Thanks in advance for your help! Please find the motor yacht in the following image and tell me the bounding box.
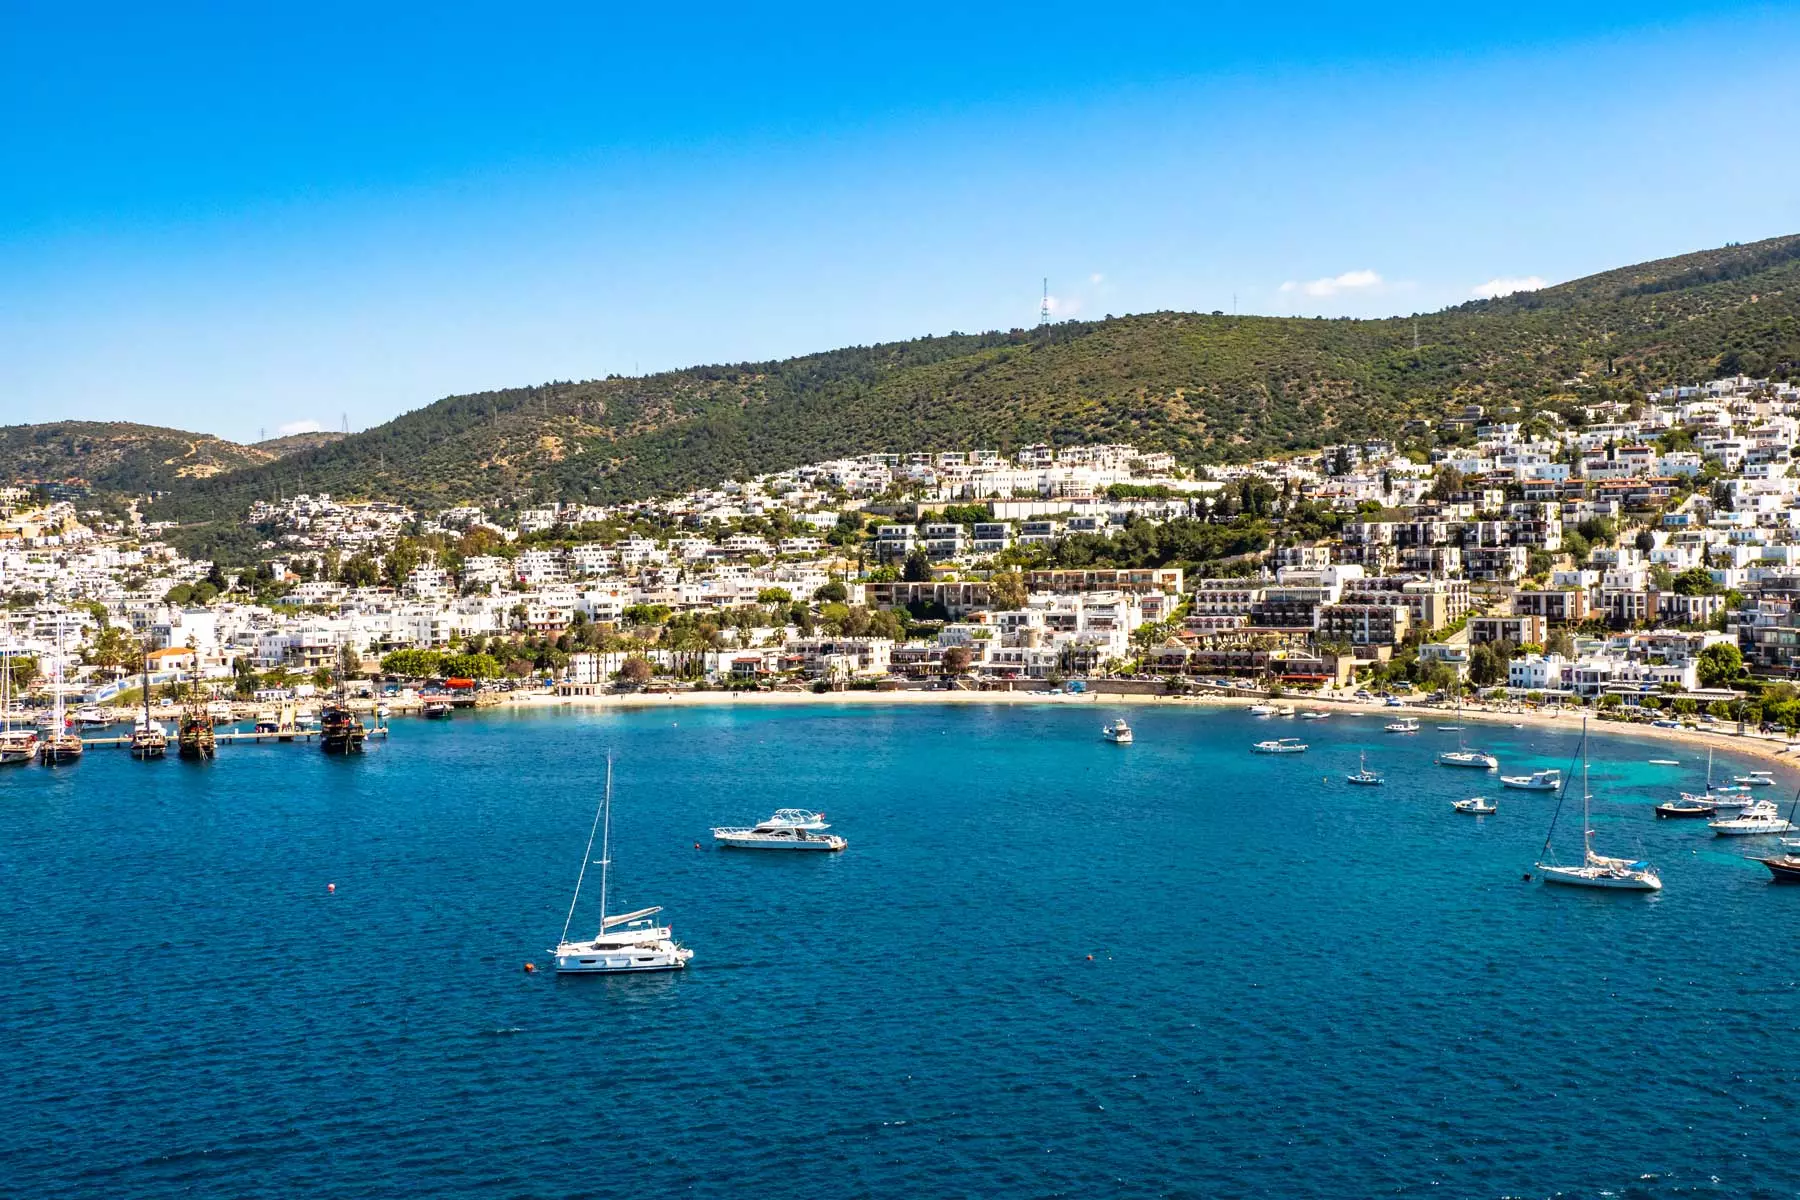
[71,704,110,728]
[1535,718,1661,892]
[1453,797,1497,815]
[1251,737,1307,754]
[1346,752,1382,786]
[1501,769,1561,791]
[1101,718,1133,744]
[552,758,693,975]
[1708,799,1797,837]
[713,809,846,850]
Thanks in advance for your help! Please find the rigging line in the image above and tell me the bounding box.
[1539,722,1589,860]
[559,757,610,945]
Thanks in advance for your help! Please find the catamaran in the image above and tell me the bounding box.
[1534,719,1661,891]
[552,758,694,974]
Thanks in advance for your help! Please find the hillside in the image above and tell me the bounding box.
[254,430,347,457]
[0,422,276,492]
[133,232,1800,546]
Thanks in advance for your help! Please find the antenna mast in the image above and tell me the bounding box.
[1039,278,1050,326]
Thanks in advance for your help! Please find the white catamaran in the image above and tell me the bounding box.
[551,758,694,974]
[1534,719,1661,892]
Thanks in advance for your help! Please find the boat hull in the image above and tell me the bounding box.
[715,836,845,851]
[1536,864,1661,891]
[1760,857,1800,882]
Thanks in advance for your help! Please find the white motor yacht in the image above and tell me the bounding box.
[1252,737,1307,754]
[712,823,848,851]
[1501,769,1561,791]
[1453,797,1497,814]
[1534,719,1660,892]
[552,759,694,974]
[1101,718,1134,744]
[1709,799,1798,837]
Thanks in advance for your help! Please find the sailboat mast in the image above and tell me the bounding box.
[1582,724,1593,861]
[598,756,613,929]
[558,757,610,946]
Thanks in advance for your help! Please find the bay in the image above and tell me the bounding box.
[4,703,1799,1198]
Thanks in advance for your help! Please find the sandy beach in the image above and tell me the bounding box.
[510,686,1800,773]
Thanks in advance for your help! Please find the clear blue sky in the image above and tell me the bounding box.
[3,2,1797,442]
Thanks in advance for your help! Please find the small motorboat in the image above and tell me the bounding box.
[1436,725,1463,731]
[1101,718,1133,744]
[423,699,452,719]
[1453,797,1497,814]
[1759,855,1800,882]
[1501,769,1561,791]
[1735,772,1776,787]
[1247,703,1279,717]
[1298,710,1329,721]
[1384,718,1419,733]
[1346,752,1382,786]
[1655,796,1717,819]
[1647,759,1680,766]
[1252,737,1308,754]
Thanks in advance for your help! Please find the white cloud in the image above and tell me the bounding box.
[1471,275,1547,299]
[1043,294,1081,317]
[1279,269,1382,298]
[1089,273,1105,284]
[276,419,325,436]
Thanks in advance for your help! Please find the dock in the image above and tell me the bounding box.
[78,725,392,749]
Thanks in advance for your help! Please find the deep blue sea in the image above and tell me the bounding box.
[5,703,1800,1198]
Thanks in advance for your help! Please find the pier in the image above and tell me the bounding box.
[77,724,392,749]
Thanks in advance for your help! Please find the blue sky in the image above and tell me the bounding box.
[4,2,1798,442]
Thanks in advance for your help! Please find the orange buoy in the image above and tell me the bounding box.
[524,962,536,973]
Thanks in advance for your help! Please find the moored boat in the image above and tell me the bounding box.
[1384,718,1419,733]
[1346,752,1382,786]
[1655,796,1716,819]
[1252,737,1307,754]
[712,820,847,851]
[1439,749,1499,770]
[1534,718,1660,892]
[1759,854,1800,882]
[1501,769,1561,791]
[1453,797,1497,815]
[552,758,693,974]
[1708,797,1798,837]
[1101,718,1133,744]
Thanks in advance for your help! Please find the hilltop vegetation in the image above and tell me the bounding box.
[0,422,273,491]
[43,233,1800,547]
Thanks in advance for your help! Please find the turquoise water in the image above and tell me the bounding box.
[4,704,1800,1198]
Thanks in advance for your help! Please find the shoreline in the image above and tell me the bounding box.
[506,687,1800,773]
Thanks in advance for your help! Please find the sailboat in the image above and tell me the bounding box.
[0,639,38,765]
[176,678,215,759]
[129,653,167,759]
[1346,752,1383,786]
[1437,689,1497,769]
[41,616,83,765]
[1534,718,1661,891]
[552,757,694,974]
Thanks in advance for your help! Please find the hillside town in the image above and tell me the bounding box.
[6,374,1800,726]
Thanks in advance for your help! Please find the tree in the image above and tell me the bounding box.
[1545,629,1575,658]
[756,587,792,605]
[942,646,973,675]
[902,548,933,582]
[813,580,848,604]
[989,569,1027,610]
[618,655,654,686]
[1467,644,1503,687]
[1696,643,1742,689]
[1634,530,1655,554]
[1672,697,1698,716]
[1670,567,1719,596]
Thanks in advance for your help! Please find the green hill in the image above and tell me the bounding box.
[0,422,277,492]
[134,232,1800,547]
